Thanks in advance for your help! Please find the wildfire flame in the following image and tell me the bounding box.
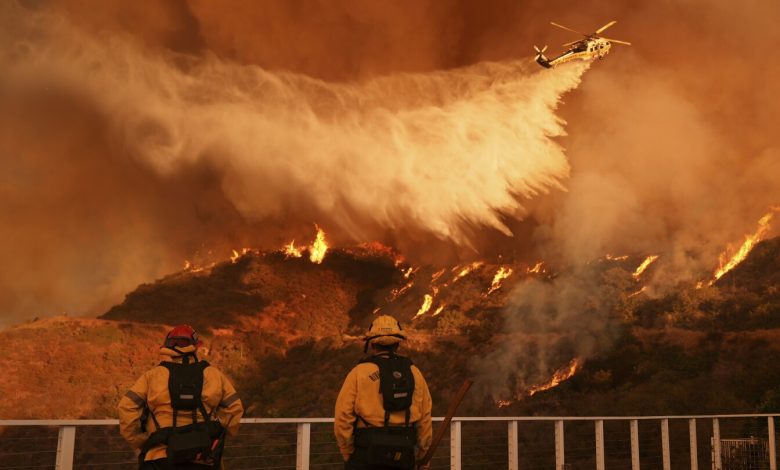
[433,304,446,316]
[605,254,629,261]
[403,267,416,279]
[283,240,303,258]
[415,294,433,317]
[389,281,414,301]
[710,210,777,283]
[632,255,659,280]
[181,259,209,273]
[452,262,484,283]
[527,358,582,396]
[497,400,513,409]
[526,262,545,274]
[230,248,251,263]
[487,267,513,295]
[309,226,329,264]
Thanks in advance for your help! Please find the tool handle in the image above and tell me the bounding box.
[416,379,473,467]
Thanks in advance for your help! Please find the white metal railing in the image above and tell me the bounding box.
[1,414,778,470]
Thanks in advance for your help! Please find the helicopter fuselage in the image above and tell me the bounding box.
[536,37,613,68]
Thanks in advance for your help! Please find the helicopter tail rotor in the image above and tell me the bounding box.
[533,45,550,67]
[534,44,548,61]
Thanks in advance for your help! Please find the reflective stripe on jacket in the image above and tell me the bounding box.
[118,348,244,462]
[334,353,433,461]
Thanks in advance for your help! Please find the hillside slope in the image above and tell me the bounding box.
[0,238,778,419]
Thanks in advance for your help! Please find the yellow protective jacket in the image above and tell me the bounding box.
[118,348,244,462]
[334,352,433,461]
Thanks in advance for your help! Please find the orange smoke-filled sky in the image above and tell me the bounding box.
[0,0,779,323]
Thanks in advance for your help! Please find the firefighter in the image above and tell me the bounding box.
[334,315,433,470]
[118,325,244,469]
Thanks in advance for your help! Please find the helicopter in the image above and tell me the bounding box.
[534,20,631,68]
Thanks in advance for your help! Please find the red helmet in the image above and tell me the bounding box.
[163,325,202,349]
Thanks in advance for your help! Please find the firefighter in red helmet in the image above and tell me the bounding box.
[118,325,244,469]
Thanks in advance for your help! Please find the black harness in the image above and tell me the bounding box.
[353,352,417,468]
[140,358,225,468]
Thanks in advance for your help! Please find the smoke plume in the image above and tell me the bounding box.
[0,1,588,323]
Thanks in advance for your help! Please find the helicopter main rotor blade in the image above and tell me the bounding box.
[602,37,632,45]
[562,40,580,47]
[595,20,617,34]
[550,21,586,36]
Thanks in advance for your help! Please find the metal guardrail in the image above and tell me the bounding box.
[0,414,778,470]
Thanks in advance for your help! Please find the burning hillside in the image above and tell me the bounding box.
[1,234,780,418]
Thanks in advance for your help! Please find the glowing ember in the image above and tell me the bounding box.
[431,269,446,283]
[283,240,303,258]
[497,400,513,409]
[403,267,416,279]
[526,262,545,274]
[487,267,513,295]
[606,254,629,261]
[309,226,329,264]
[183,260,192,270]
[452,262,484,283]
[433,304,446,316]
[415,294,434,317]
[628,286,647,298]
[527,358,581,396]
[711,210,776,283]
[632,255,659,280]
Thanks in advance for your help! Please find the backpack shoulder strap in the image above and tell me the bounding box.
[363,353,415,426]
[161,360,212,424]
[196,361,211,421]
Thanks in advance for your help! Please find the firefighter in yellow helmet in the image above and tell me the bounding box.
[334,315,433,470]
[118,325,244,469]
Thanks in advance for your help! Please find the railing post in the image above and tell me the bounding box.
[630,419,640,470]
[769,416,777,470]
[451,420,462,470]
[661,418,670,470]
[689,418,698,470]
[595,419,605,470]
[296,422,311,470]
[712,418,721,470]
[555,420,564,470]
[55,425,76,470]
[508,420,519,470]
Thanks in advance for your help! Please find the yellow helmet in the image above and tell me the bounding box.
[364,315,406,349]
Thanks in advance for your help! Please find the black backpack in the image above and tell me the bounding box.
[141,360,225,468]
[354,353,417,468]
